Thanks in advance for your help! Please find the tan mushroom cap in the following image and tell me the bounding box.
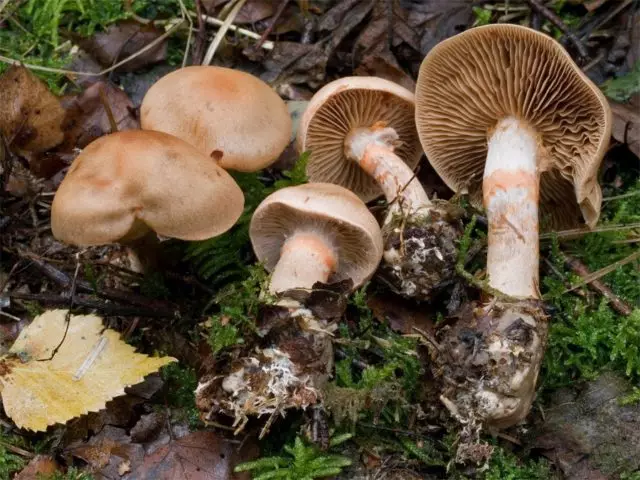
[250,183,384,290]
[416,24,611,229]
[298,77,422,202]
[51,130,244,246]
[140,66,291,172]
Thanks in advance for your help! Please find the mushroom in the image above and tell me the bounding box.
[140,66,291,172]
[297,77,462,300]
[51,130,244,270]
[415,25,611,428]
[196,183,384,428]
[250,182,383,294]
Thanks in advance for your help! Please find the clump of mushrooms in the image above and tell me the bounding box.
[140,66,292,172]
[51,130,244,270]
[297,77,462,301]
[416,24,611,430]
[196,183,383,431]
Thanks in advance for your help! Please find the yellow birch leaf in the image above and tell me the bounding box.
[0,310,176,431]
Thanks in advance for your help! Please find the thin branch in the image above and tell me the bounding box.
[254,0,288,49]
[563,249,640,296]
[540,222,640,240]
[188,11,274,49]
[202,0,248,65]
[524,0,589,58]
[564,254,633,316]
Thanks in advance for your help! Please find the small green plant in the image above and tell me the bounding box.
[602,61,640,103]
[234,434,352,480]
[472,7,492,26]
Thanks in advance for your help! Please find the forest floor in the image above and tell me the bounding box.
[0,1,639,479]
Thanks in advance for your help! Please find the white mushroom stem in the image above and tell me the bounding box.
[483,117,540,299]
[345,123,431,217]
[269,232,338,294]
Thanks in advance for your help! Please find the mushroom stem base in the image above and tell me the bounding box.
[269,232,337,294]
[380,203,462,300]
[484,117,540,299]
[345,124,431,217]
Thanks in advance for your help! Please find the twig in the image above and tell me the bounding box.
[188,11,274,49]
[255,0,289,50]
[21,252,179,313]
[578,0,633,41]
[0,439,34,459]
[7,292,173,317]
[524,0,589,58]
[98,85,118,133]
[564,254,633,315]
[540,222,640,240]
[563,249,640,295]
[202,0,248,65]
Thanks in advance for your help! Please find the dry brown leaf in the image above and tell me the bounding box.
[130,430,256,479]
[0,309,176,431]
[14,455,61,480]
[60,80,139,150]
[0,66,65,153]
[77,21,168,73]
[610,100,640,158]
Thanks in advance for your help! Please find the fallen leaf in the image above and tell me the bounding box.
[77,21,168,73]
[61,80,139,149]
[531,372,640,479]
[610,100,640,158]
[402,0,474,56]
[68,425,145,479]
[367,292,435,335]
[0,66,65,153]
[14,455,61,480]
[130,411,167,443]
[0,309,176,431]
[130,430,256,479]
[253,0,374,88]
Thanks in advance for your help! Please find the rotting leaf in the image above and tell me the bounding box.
[0,66,65,153]
[367,291,435,335]
[0,309,176,432]
[61,80,139,150]
[610,100,640,158]
[14,455,61,480]
[77,20,168,73]
[130,430,256,480]
[253,0,374,88]
[67,425,145,479]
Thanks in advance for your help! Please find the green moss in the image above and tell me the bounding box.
[480,448,555,480]
[160,363,200,428]
[541,180,640,389]
[42,467,94,480]
[602,61,640,103]
[0,441,25,479]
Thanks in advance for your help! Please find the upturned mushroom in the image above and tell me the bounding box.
[140,66,291,172]
[298,77,462,300]
[416,24,611,429]
[51,130,244,270]
[250,182,384,294]
[196,183,384,430]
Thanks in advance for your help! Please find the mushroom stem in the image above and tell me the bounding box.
[483,117,540,299]
[345,123,432,216]
[269,232,337,294]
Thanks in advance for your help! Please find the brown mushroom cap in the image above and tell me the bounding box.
[250,183,383,289]
[51,130,244,246]
[297,77,422,202]
[416,24,611,229]
[140,66,291,172]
